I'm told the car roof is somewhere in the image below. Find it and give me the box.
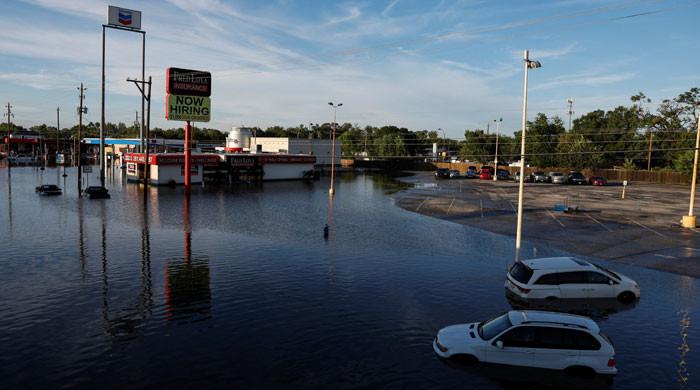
[522,256,592,270]
[508,310,599,333]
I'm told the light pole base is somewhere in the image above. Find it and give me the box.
[682,215,696,228]
[329,188,335,195]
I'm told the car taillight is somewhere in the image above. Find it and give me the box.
[607,358,616,367]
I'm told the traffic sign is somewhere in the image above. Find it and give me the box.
[166,94,211,122]
[166,68,211,97]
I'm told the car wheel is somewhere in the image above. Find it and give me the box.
[565,366,595,378]
[617,291,636,304]
[451,354,479,365]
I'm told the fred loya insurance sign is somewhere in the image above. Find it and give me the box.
[165,67,211,122]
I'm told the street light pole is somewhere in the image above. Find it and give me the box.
[515,50,541,260]
[493,118,502,182]
[328,102,342,196]
[682,108,700,228]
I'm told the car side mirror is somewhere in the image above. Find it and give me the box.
[496,340,504,349]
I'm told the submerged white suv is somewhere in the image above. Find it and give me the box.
[505,257,640,303]
[433,310,617,376]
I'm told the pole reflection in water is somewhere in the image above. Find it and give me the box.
[326,194,335,282]
[678,310,691,388]
[164,192,211,321]
[6,174,13,238]
[78,200,86,276]
[140,195,152,315]
[100,202,109,334]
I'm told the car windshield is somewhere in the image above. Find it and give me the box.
[478,313,513,340]
[552,173,563,176]
[534,172,544,175]
[571,173,583,178]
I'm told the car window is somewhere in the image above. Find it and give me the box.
[509,262,533,284]
[533,327,572,349]
[533,327,599,350]
[557,271,589,284]
[534,273,560,285]
[497,326,537,348]
[570,330,601,350]
[586,271,611,284]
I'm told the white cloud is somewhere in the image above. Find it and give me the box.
[532,72,636,91]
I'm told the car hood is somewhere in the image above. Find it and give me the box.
[437,323,480,347]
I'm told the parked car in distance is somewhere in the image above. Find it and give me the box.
[513,171,531,182]
[35,184,62,196]
[84,186,111,199]
[568,171,587,185]
[549,172,568,184]
[466,166,478,179]
[449,169,462,179]
[530,171,548,183]
[496,169,510,180]
[479,168,493,180]
[433,310,617,376]
[505,257,640,303]
[589,176,608,186]
[435,168,450,179]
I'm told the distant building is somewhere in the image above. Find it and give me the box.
[225,127,340,166]
[251,137,339,166]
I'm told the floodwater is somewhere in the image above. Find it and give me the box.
[0,166,697,389]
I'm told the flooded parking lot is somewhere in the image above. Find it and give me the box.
[0,167,698,388]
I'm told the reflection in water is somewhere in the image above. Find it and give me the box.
[6,175,12,238]
[506,292,636,321]
[140,199,152,316]
[78,201,86,276]
[442,358,613,390]
[164,193,211,321]
[678,310,691,388]
[326,194,335,282]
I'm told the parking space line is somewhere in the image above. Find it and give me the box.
[480,199,484,218]
[447,198,455,215]
[546,209,565,228]
[415,197,429,212]
[628,218,667,238]
[587,214,613,232]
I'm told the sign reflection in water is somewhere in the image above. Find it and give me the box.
[164,193,211,321]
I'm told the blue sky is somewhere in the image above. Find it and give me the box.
[0,0,698,137]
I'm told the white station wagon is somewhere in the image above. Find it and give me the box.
[433,310,617,376]
[505,257,640,303]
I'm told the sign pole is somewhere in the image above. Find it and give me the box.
[185,120,191,193]
[100,25,106,188]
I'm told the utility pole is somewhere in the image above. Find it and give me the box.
[328,102,342,196]
[515,50,542,260]
[493,117,502,181]
[78,83,86,197]
[682,109,700,228]
[127,75,152,188]
[647,130,653,171]
[56,107,60,154]
[567,98,574,131]
[4,102,13,175]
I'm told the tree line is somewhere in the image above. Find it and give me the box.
[6,86,699,172]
